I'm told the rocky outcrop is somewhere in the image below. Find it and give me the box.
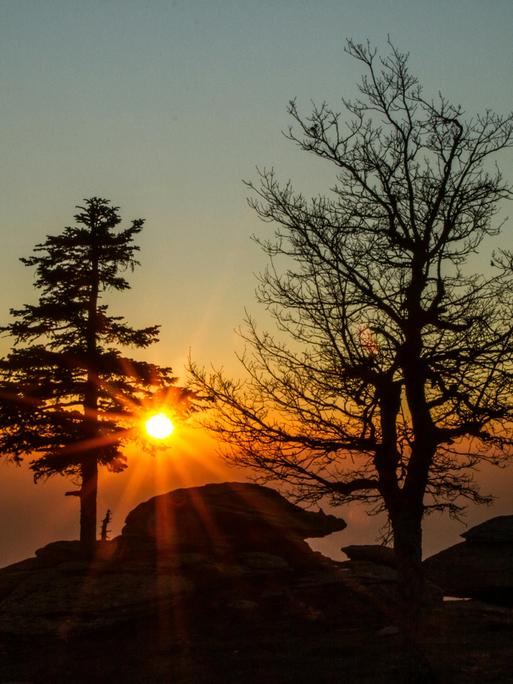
[0,548,193,635]
[342,544,397,568]
[339,559,442,607]
[2,492,513,682]
[424,515,513,605]
[340,544,443,606]
[0,483,348,636]
[460,515,513,544]
[120,481,346,562]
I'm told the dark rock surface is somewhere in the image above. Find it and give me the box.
[424,515,513,606]
[0,483,349,638]
[339,558,443,608]
[342,544,397,567]
[460,515,513,544]
[120,481,346,561]
[425,542,513,605]
[1,487,512,683]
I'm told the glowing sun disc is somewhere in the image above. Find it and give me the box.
[145,413,174,439]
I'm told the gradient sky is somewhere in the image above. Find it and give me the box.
[1,0,513,566]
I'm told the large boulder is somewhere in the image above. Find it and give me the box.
[119,481,346,561]
[0,483,348,636]
[460,515,513,544]
[424,515,513,605]
[341,545,397,568]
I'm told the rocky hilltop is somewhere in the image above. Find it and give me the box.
[0,484,512,683]
[424,515,513,606]
[120,481,347,560]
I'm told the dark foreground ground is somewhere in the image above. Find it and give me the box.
[1,577,512,683]
[2,483,512,684]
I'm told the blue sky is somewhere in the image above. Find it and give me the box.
[1,1,512,372]
[1,0,513,564]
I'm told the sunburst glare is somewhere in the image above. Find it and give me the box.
[145,412,175,440]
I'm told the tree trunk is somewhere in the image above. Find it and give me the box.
[393,508,424,610]
[392,509,437,683]
[80,454,98,554]
[81,228,100,555]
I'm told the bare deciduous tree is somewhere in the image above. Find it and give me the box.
[190,41,513,627]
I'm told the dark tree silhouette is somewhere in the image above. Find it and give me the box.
[0,198,176,553]
[190,41,513,625]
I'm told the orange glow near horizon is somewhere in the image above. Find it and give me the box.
[145,412,175,440]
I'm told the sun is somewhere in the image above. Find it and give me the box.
[145,412,175,440]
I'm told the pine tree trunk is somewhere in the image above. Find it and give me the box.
[80,454,98,553]
[81,229,101,555]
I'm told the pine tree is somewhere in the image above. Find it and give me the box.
[0,197,176,552]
